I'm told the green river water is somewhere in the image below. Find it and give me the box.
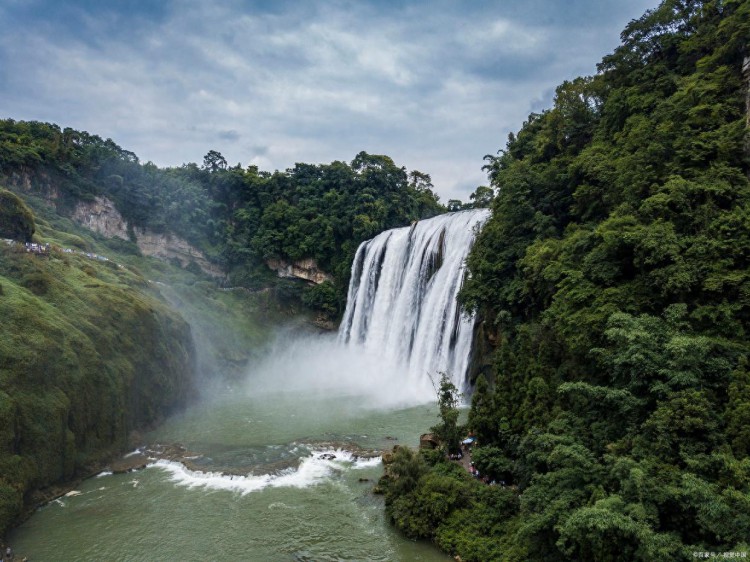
[9,335,452,561]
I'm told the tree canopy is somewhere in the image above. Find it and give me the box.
[391,1,750,559]
[0,120,444,316]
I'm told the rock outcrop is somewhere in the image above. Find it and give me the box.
[266,257,333,284]
[133,228,224,278]
[5,168,60,202]
[72,196,224,278]
[72,196,129,240]
[420,433,440,449]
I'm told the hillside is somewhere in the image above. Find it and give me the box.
[0,190,196,536]
[0,120,445,317]
[382,1,750,560]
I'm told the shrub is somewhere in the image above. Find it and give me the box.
[0,189,35,242]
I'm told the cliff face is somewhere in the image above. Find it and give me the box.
[266,257,334,284]
[72,196,224,278]
[133,228,224,278]
[72,196,129,240]
[5,168,61,203]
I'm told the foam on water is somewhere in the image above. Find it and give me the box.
[151,449,380,495]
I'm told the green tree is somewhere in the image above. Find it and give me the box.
[431,373,461,452]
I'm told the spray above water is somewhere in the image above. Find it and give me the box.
[242,210,490,406]
[339,209,491,395]
[240,332,430,408]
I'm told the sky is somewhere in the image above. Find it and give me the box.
[0,0,657,202]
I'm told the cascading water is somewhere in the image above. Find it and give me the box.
[10,209,491,562]
[339,209,491,395]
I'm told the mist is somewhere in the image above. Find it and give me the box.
[239,329,438,410]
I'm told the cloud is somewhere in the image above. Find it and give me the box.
[0,0,656,201]
[218,129,241,141]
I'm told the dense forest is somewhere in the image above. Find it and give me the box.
[381,1,750,560]
[0,120,444,315]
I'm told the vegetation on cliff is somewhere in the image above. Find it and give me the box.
[0,121,444,316]
[389,1,750,560]
[0,201,196,537]
[0,189,34,242]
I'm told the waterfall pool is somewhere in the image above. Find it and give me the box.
[9,387,452,561]
[9,210,492,561]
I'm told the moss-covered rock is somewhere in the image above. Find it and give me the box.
[0,243,195,536]
[0,189,35,242]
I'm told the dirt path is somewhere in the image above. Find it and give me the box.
[455,446,473,474]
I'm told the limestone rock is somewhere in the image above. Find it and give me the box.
[71,196,224,278]
[133,228,224,278]
[72,196,129,240]
[266,257,333,285]
[419,433,440,449]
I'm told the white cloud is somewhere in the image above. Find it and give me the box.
[0,0,656,200]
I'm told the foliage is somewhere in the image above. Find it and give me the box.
[301,281,340,317]
[0,188,35,242]
[380,447,520,560]
[396,1,750,560]
[0,242,195,537]
[431,373,462,452]
[216,152,443,312]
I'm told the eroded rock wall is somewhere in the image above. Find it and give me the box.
[72,196,129,240]
[72,196,224,278]
[266,257,333,284]
[134,228,224,278]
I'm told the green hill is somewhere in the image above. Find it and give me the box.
[382,1,750,560]
[0,193,196,535]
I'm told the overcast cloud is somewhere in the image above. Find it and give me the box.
[0,0,656,201]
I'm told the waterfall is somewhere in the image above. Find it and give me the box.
[339,209,491,395]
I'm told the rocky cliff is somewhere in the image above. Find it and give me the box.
[133,228,224,278]
[72,196,129,240]
[72,196,223,278]
[266,257,333,284]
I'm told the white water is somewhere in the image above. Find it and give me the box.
[339,209,490,395]
[152,449,381,495]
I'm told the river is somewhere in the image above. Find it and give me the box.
[9,333,452,561]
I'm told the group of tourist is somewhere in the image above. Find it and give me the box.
[3,237,119,266]
[61,247,111,262]
[468,462,502,486]
[24,241,50,254]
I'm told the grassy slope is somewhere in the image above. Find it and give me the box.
[0,191,287,536]
[0,239,195,534]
